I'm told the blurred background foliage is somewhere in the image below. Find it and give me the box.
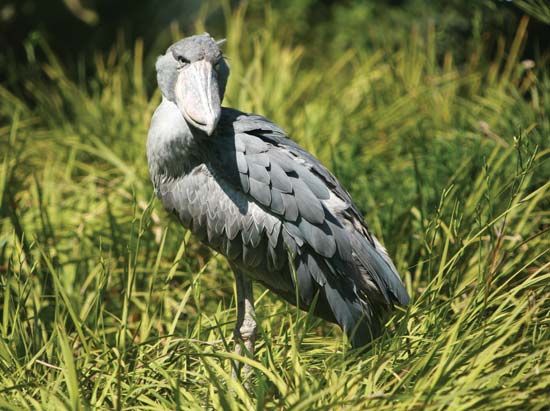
[1,0,549,93]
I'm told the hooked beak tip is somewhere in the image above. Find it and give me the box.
[205,121,217,136]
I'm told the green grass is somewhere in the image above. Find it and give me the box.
[1,5,549,410]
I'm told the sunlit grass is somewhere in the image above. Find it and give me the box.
[0,5,548,410]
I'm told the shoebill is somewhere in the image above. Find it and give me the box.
[147,33,409,375]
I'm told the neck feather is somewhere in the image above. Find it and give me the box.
[147,98,200,187]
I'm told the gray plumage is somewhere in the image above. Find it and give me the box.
[147,33,409,347]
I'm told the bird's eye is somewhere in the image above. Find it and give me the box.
[177,56,189,65]
[214,60,222,72]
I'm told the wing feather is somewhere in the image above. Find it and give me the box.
[183,108,413,347]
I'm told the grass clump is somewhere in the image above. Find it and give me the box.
[0,4,549,410]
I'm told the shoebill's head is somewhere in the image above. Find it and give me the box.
[155,33,229,135]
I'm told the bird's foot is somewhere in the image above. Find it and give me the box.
[232,318,257,382]
[231,268,257,386]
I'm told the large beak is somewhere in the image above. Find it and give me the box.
[175,60,221,136]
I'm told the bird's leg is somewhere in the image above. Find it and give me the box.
[232,269,256,381]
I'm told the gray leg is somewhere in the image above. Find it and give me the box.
[232,269,257,380]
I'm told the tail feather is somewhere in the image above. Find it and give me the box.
[323,278,387,347]
[351,233,410,306]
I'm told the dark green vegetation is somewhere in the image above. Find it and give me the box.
[1,1,549,409]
